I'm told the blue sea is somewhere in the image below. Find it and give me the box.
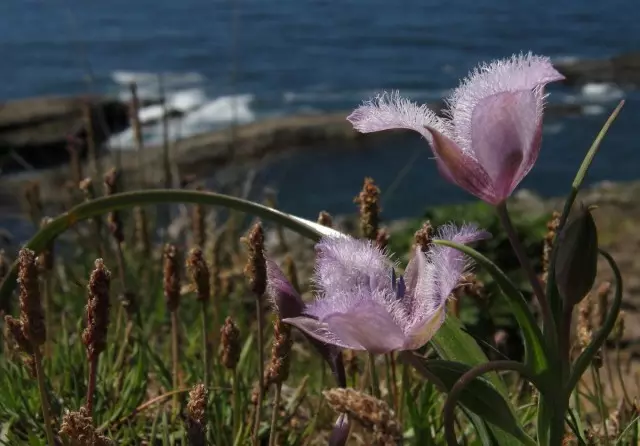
[1,0,639,223]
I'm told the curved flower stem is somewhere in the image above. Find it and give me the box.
[496,203,554,341]
[0,189,330,308]
[443,360,539,446]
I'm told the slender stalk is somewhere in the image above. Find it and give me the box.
[201,303,210,388]
[232,369,241,441]
[171,310,180,411]
[496,203,554,339]
[615,341,631,406]
[33,349,56,446]
[86,354,98,416]
[43,272,53,358]
[443,360,539,446]
[368,353,381,399]
[591,366,609,443]
[253,299,265,445]
[268,385,282,446]
[389,353,399,413]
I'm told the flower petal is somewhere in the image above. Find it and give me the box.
[266,259,305,319]
[347,91,447,141]
[324,300,406,354]
[329,414,351,446]
[425,127,497,203]
[406,224,488,334]
[284,316,358,348]
[403,306,446,350]
[447,53,564,153]
[314,236,393,299]
[470,90,540,201]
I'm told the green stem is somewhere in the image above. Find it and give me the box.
[546,101,625,324]
[0,189,329,308]
[268,384,282,446]
[253,297,265,446]
[443,360,539,446]
[85,353,98,417]
[33,349,56,446]
[368,353,380,399]
[568,250,622,393]
[232,369,241,443]
[496,203,554,341]
[171,310,180,412]
[201,302,209,388]
[592,366,609,443]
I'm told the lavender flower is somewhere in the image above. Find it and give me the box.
[267,224,488,354]
[347,53,565,205]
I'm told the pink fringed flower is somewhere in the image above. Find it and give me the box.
[347,53,565,205]
[266,224,489,354]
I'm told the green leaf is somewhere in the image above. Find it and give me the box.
[567,249,622,392]
[409,358,535,446]
[546,101,625,322]
[0,189,339,308]
[433,239,549,376]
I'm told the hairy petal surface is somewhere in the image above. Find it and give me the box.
[447,53,565,153]
[314,236,393,297]
[347,91,449,141]
[405,224,489,342]
[266,259,305,319]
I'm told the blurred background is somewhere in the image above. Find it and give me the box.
[0,0,638,226]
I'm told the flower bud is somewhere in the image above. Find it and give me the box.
[555,205,598,307]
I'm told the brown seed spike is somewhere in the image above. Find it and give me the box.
[103,169,124,243]
[354,177,381,241]
[186,383,208,445]
[18,249,45,347]
[220,316,240,370]
[317,211,333,228]
[243,222,267,297]
[283,255,300,293]
[541,211,560,284]
[187,248,210,303]
[266,317,292,386]
[82,259,111,359]
[60,406,113,445]
[323,387,402,445]
[414,221,434,252]
[4,315,32,355]
[163,245,181,312]
[376,228,390,251]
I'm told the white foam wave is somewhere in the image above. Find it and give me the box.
[182,94,255,133]
[580,83,624,101]
[107,93,256,150]
[581,105,606,116]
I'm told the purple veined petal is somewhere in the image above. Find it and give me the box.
[314,236,393,297]
[347,91,447,141]
[329,414,351,446]
[324,300,407,354]
[266,259,305,319]
[282,315,359,348]
[405,224,488,335]
[470,90,540,202]
[446,53,565,153]
[403,306,446,350]
[425,126,497,204]
[512,113,544,192]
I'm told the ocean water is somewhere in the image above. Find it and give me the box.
[1,0,639,223]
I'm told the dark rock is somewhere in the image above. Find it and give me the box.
[555,52,640,87]
[0,95,129,172]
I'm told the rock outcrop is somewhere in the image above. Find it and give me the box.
[555,52,640,87]
[0,95,129,172]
